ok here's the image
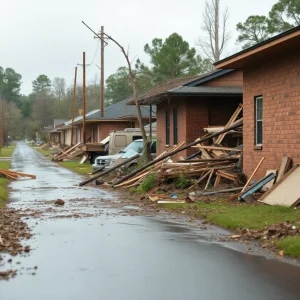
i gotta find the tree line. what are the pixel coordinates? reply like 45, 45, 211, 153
0, 0, 298, 140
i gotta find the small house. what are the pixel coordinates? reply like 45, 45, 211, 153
133, 70, 243, 157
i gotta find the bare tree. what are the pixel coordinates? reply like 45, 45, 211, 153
105, 34, 152, 161
82, 21, 152, 161
197, 0, 230, 63
52, 77, 66, 101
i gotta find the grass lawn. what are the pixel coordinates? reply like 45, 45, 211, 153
162, 200, 300, 258
33, 147, 54, 157
0, 145, 15, 207
0, 145, 15, 157
161, 201, 300, 230
58, 161, 92, 175
276, 237, 300, 258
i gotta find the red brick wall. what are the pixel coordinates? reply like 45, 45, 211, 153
243, 51, 300, 178
157, 98, 187, 157
202, 69, 243, 87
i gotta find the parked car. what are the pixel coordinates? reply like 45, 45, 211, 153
86, 127, 156, 164
92, 139, 156, 172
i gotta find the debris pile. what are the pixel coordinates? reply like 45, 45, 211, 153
0, 208, 31, 257
232, 222, 300, 241
52, 142, 84, 161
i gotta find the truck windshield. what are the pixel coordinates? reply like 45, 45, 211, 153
119, 141, 143, 153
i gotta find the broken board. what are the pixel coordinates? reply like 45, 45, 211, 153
80, 155, 88, 164
277, 157, 291, 182
259, 164, 300, 207
261, 170, 277, 192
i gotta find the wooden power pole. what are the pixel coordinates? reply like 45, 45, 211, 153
82, 52, 86, 144
100, 26, 104, 117
71, 67, 77, 146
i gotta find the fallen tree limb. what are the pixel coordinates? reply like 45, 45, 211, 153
113, 119, 243, 187
79, 154, 140, 186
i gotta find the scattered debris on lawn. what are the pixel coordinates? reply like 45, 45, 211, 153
230, 222, 300, 255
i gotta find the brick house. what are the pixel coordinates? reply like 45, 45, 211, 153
134, 70, 243, 157
47, 119, 66, 143
215, 25, 300, 178
59, 98, 155, 146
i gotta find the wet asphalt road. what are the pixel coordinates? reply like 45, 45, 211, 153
1, 142, 300, 300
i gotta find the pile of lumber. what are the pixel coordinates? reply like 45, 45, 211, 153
113, 105, 243, 189
111, 120, 243, 189
0, 169, 36, 180
52, 142, 84, 161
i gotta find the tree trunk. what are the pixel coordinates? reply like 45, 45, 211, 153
127, 65, 152, 162
214, 0, 220, 62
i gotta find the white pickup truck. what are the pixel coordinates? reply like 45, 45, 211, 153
92, 139, 156, 172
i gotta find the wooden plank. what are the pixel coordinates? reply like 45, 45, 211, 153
277, 157, 291, 182
56, 142, 82, 159
259, 164, 300, 207
157, 200, 186, 204
261, 170, 277, 192
65, 149, 84, 160
241, 157, 265, 193
79, 154, 140, 186
215, 104, 243, 145
192, 145, 241, 152
1, 170, 36, 179
188, 170, 211, 190
80, 155, 88, 164
204, 169, 214, 190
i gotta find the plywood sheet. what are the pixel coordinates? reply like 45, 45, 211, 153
259, 164, 300, 207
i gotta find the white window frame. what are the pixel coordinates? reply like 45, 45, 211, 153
255, 96, 263, 145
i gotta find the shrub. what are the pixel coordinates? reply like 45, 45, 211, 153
174, 174, 191, 189
136, 173, 157, 194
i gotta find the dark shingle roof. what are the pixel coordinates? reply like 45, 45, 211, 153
169, 86, 243, 96
73, 98, 156, 124
128, 69, 239, 104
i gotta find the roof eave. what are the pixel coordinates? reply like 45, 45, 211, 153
215, 25, 300, 69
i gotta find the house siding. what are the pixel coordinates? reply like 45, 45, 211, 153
243, 50, 300, 178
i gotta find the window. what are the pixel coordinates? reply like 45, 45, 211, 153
173, 109, 178, 145
255, 96, 263, 145
165, 109, 170, 145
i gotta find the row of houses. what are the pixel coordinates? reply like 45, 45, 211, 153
48, 98, 155, 146
49, 25, 300, 180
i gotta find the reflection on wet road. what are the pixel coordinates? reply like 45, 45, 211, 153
1, 142, 300, 300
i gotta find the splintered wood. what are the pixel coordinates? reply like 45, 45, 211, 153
52, 142, 83, 161
0, 169, 36, 180
113, 105, 243, 189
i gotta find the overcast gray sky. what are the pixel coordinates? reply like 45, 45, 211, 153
0, 0, 277, 95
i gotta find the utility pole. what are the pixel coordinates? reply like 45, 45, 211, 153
71, 67, 77, 146
100, 26, 104, 117
82, 52, 86, 144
